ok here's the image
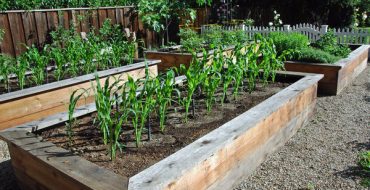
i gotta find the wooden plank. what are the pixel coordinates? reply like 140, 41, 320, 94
1, 6, 134, 13
78, 10, 89, 33
98, 9, 108, 28
21, 12, 38, 47
106, 9, 116, 25
123, 7, 131, 29
7, 13, 26, 56
0, 61, 159, 130
34, 11, 48, 46
0, 14, 15, 56
3, 131, 128, 190
115, 8, 124, 26
90, 9, 99, 33
46, 11, 59, 32
69, 10, 80, 33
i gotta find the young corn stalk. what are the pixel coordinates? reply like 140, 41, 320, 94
25, 46, 47, 86
156, 69, 178, 131
180, 50, 209, 122
221, 56, 236, 104
93, 75, 126, 160
15, 55, 29, 90
49, 47, 65, 81
203, 71, 221, 112
66, 89, 88, 147
0, 55, 14, 92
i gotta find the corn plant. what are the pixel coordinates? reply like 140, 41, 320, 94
137, 77, 157, 143
24, 46, 47, 86
93, 75, 126, 160
14, 55, 29, 90
49, 47, 65, 81
0, 54, 14, 92
203, 70, 221, 112
180, 50, 209, 122
221, 56, 236, 104
156, 69, 178, 131
66, 89, 88, 147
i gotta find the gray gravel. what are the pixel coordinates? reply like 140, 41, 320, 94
235, 65, 370, 189
0, 65, 369, 190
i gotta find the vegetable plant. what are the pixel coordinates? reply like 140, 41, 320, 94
66, 89, 88, 147
15, 55, 29, 89
0, 55, 14, 92
24, 46, 47, 86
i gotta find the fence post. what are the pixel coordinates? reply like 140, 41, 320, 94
320, 25, 328, 35
283, 24, 290, 32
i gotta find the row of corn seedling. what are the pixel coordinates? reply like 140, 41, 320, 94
0, 19, 136, 94
67, 34, 294, 161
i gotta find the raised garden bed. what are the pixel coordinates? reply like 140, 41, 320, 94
0, 59, 159, 131
284, 45, 369, 95
0, 71, 323, 190
144, 46, 235, 72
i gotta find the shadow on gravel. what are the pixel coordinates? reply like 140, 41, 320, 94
335, 166, 370, 182
0, 160, 20, 190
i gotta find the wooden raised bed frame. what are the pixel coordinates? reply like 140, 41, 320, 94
144, 46, 235, 72
284, 45, 369, 95
0, 71, 323, 190
0, 60, 159, 131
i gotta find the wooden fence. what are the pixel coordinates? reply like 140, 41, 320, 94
0, 6, 157, 57
201, 23, 370, 44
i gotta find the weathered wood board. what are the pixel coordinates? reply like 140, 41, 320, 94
0, 60, 159, 130
284, 45, 369, 95
1, 71, 323, 190
0, 6, 158, 57
144, 46, 235, 72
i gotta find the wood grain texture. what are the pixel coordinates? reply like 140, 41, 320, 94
145, 46, 235, 72
2, 131, 128, 190
0, 61, 159, 130
0, 14, 15, 55
7, 13, 26, 56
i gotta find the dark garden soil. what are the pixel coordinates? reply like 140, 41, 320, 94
38, 80, 292, 178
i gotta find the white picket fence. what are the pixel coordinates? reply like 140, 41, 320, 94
201, 23, 370, 44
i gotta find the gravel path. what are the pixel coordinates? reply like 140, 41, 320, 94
0, 65, 369, 190
236, 64, 370, 189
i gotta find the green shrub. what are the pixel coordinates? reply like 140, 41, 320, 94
294, 47, 341, 63
312, 30, 351, 58
179, 28, 203, 52
358, 151, 370, 187
268, 32, 309, 55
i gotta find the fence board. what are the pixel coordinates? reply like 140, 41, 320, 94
0, 6, 157, 57
21, 12, 38, 47
0, 14, 15, 55
202, 23, 370, 44
8, 13, 26, 55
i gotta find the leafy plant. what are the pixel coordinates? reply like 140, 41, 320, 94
93, 75, 126, 160
15, 55, 29, 89
0, 54, 14, 92
358, 151, 370, 187
66, 89, 88, 147
312, 30, 351, 57
156, 69, 178, 131
180, 50, 209, 122
24, 46, 47, 86
179, 28, 203, 52
268, 32, 309, 55
293, 47, 341, 63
